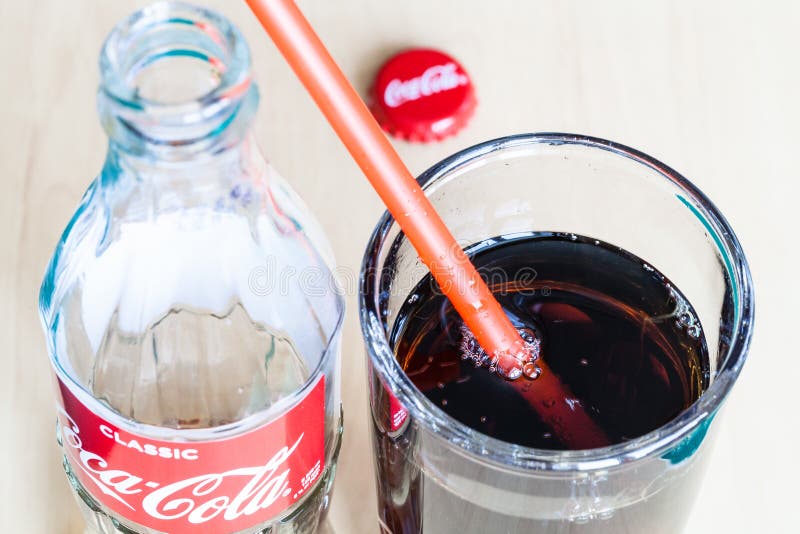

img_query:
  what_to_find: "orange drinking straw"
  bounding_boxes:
[245,0,608,449]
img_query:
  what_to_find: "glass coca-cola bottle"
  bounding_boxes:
[38,3,344,533]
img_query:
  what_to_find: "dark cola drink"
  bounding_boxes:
[373,233,710,533]
[393,233,708,448]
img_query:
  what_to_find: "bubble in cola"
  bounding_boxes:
[38,3,344,533]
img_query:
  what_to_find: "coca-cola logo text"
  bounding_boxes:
[383,62,469,108]
[60,408,304,524]
[54,376,326,533]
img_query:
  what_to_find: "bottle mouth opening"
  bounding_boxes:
[99,2,254,148]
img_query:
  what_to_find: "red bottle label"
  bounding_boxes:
[55,375,325,533]
[387,386,409,435]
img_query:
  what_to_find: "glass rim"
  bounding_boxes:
[358,132,755,472]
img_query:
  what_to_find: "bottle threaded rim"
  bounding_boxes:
[98,1,256,153]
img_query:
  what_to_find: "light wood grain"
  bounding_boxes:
[1,1,797,532]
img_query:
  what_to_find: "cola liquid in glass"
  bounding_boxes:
[375,233,710,533]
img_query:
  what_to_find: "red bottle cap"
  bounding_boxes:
[369,48,476,142]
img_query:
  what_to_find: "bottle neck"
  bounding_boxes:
[98,131,270,229]
[97,2,256,160]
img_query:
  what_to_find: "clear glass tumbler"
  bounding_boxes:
[359,133,754,533]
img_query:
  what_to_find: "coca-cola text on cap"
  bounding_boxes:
[369,48,477,142]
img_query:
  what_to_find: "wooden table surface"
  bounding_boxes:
[1,1,797,532]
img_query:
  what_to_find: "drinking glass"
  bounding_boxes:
[359,133,754,533]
